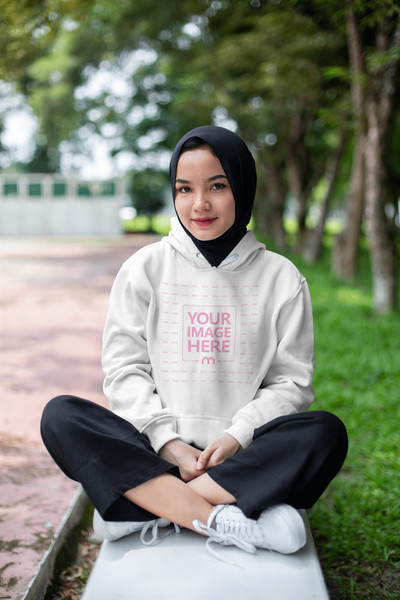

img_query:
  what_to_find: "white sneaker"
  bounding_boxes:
[193,505,256,562]
[193,503,306,560]
[93,509,179,545]
[257,504,306,554]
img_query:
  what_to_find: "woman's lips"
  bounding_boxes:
[192,218,217,227]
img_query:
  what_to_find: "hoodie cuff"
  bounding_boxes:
[141,416,181,454]
[224,420,254,450]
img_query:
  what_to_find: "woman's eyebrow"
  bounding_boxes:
[208,174,228,182]
[175,174,228,185]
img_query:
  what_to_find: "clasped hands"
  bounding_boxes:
[159,434,242,482]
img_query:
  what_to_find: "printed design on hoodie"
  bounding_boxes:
[182,305,236,363]
[159,282,260,385]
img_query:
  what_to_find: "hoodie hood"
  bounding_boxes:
[164,218,265,271]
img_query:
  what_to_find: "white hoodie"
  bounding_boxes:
[102,218,314,453]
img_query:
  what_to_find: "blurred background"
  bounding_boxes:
[1,0,399,313]
[0,2,399,599]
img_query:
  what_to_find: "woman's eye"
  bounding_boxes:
[177,186,191,194]
[212,182,226,190]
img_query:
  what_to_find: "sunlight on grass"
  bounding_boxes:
[122,213,172,235]
[336,287,371,307]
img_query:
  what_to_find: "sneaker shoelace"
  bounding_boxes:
[140,520,180,546]
[193,518,256,566]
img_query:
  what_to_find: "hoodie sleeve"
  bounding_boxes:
[102,260,181,453]
[225,277,315,449]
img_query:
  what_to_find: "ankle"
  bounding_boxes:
[208,505,218,529]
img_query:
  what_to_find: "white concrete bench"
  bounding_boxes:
[81,512,329,599]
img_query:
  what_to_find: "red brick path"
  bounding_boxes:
[0,234,159,599]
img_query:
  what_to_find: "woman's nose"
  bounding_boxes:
[193,191,210,210]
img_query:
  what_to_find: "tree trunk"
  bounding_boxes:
[331,130,365,279]
[332,3,365,281]
[304,132,347,264]
[286,108,313,249]
[254,157,287,249]
[363,22,399,313]
[364,101,397,312]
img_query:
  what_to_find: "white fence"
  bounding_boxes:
[0,174,126,236]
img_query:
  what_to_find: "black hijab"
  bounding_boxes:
[169,125,257,267]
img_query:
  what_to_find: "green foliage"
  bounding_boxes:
[0,0,94,87]
[12,0,351,185]
[123,213,172,236]
[22,143,59,173]
[28,28,86,153]
[128,168,169,220]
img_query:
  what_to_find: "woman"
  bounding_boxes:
[41,125,347,557]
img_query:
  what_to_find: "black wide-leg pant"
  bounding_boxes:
[40,395,348,522]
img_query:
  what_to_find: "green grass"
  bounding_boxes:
[277,244,400,600]
[122,213,172,236]
[129,216,400,598]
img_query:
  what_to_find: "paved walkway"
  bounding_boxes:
[0,234,159,600]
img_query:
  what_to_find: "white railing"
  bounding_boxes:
[0,174,127,236]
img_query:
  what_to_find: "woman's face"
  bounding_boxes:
[174,146,235,241]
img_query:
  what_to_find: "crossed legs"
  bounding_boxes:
[123,472,235,532]
[41,395,348,530]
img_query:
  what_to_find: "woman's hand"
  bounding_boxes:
[159,439,206,482]
[196,433,242,471]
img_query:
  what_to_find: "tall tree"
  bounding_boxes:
[128,168,169,229]
[194,2,347,247]
[332,2,367,281]
[333,0,400,311]
[363,16,400,312]
[304,131,347,263]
